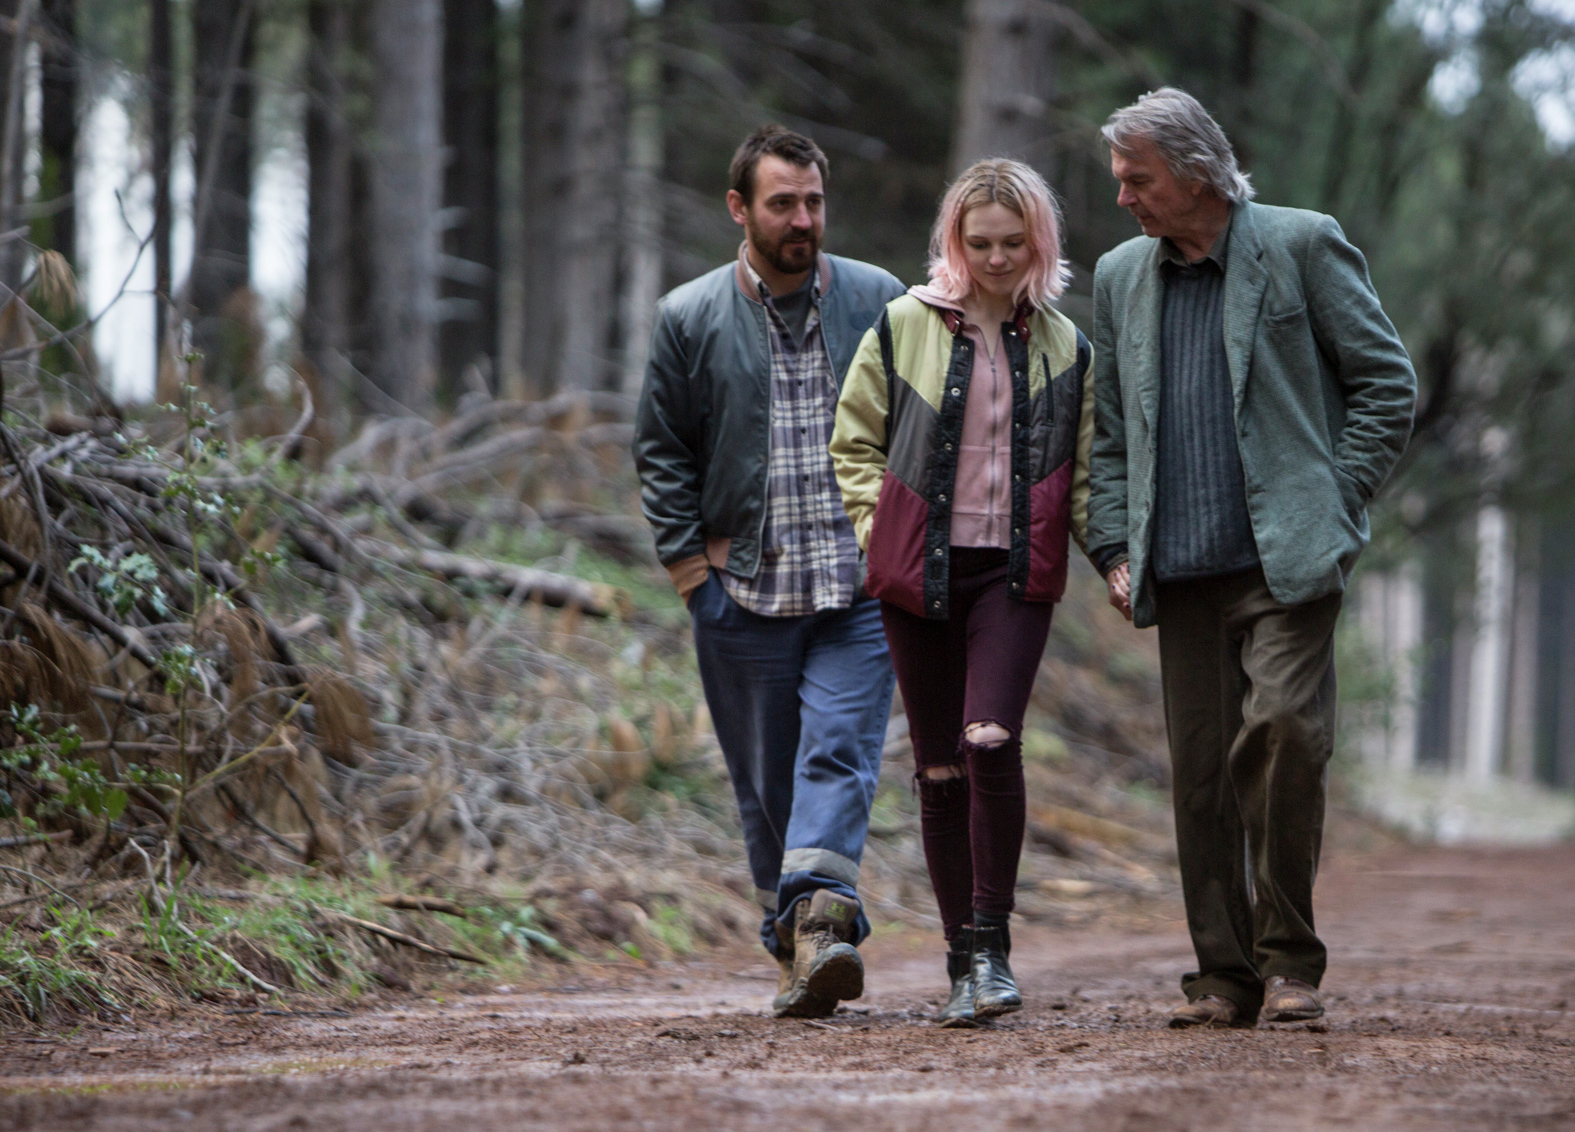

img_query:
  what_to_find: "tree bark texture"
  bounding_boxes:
[951,0,1056,177]
[522,0,627,393]
[0,0,30,294]
[440,0,500,401]
[304,0,357,417]
[190,0,257,397]
[38,0,75,268]
[619,6,663,397]
[366,0,443,412]
[151,0,173,395]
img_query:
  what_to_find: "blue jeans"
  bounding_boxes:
[689,571,894,956]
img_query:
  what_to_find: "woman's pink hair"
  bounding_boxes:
[925,159,1071,309]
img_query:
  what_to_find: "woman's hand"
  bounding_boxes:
[1105,562,1132,621]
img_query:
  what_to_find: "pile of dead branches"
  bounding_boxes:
[0,372,760,955]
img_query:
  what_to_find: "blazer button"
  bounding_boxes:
[938,493,947,502]
[944,442,953,451]
[934,547,944,556]
[933,600,941,608]
[951,387,961,396]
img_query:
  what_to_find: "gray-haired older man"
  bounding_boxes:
[1085,88,1416,1028]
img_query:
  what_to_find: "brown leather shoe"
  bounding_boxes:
[1169,994,1255,1029]
[1262,975,1323,1022]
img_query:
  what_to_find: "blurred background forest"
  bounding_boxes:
[0,0,1574,1020]
[31,0,1571,801]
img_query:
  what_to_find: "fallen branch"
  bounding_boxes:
[376,894,467,917]
[0,830,73,850]
[321,909,485,963]
[360,540,628,617]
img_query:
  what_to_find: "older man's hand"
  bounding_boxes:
[1106,562,1133,621]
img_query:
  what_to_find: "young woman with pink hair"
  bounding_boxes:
[831,159,1095,1026]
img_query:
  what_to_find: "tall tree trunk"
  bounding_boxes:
[303,0,355,417]
[440,0,499,402]
[521,0,627,393]
[189,0,257,398]
[151,0,173,396]
[366,0,442,412]
[951,0,1056,177]
[38,0,75,267]
[619,1,663,397]
[0,0,33,296]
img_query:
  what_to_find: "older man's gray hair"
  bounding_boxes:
[1101,87,1255,204]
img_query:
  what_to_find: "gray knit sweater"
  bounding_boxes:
[1151,232,1259,583]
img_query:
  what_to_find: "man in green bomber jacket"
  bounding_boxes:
[633,126,905,1019]
[1085,88,1416,1030]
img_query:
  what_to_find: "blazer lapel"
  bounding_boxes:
[1127,241,1164,434]
[1223,203,1269,413]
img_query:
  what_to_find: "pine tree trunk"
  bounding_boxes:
[951,0,1056,177]
[440,0,500,402]
[365,0,443,412]
[189,0,257,397]
[150,0,173,394]
[38,0,75,267]
[303,0,355,415]
[522,0,627,393]
[619,3,663,397]
[0,0,31,295]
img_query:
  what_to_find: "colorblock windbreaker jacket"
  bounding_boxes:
[830,292,1096,619]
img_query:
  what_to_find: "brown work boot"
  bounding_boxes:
[771,955,801,1015]
[1169,994,1255,1029]
[774,889,863,1018]
[1262,975,1324,1022]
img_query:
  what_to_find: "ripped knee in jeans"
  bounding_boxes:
[961,720,1014,749]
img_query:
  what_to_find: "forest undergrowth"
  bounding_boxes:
[0,344,1184,1028]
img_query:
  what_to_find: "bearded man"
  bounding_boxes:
[634,126,903,1017]
[1086,89,1416,1028]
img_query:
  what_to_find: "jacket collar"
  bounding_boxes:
[1221,202,1269,413]
[907,282,1035,343]
[734,242,832,305]
[1129,201,1267,432]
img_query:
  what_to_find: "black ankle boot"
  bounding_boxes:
[971,923,1022,1018]
[936,927,977,1028]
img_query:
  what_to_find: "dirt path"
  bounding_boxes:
[3,843,1574,1131]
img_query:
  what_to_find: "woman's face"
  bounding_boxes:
[961,202,1031,303]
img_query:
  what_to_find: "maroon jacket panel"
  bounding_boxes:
[1026,460,1074,603]
[865,471,930,617]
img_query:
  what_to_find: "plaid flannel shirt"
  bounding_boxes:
[718,262,861,617]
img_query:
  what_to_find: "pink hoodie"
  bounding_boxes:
[908,284,1016,550]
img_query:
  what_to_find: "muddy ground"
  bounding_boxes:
[2,842,1573,1131]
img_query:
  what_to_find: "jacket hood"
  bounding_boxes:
[906,283,1037,340]
[907,282,965,313]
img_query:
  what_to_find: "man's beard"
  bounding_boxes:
[748,218,820,275]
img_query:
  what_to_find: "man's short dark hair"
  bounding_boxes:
[729,125,829,204]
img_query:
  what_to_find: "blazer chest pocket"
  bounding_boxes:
[1263,303,1307,327]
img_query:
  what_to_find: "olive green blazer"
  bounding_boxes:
[1086,202,1416,628]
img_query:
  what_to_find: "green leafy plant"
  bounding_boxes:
[1,704,127,822]
[485,904,566,958]
[68,547,170,618]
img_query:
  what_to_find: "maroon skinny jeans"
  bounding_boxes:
[879,547,1052,938]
